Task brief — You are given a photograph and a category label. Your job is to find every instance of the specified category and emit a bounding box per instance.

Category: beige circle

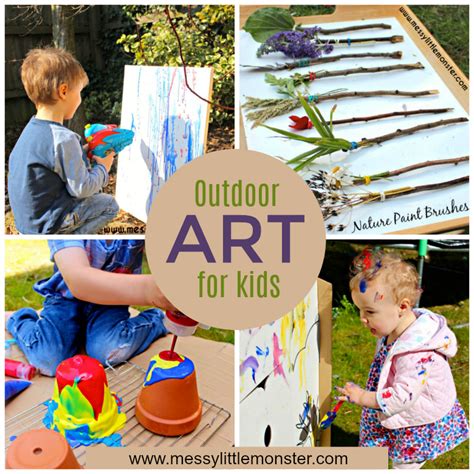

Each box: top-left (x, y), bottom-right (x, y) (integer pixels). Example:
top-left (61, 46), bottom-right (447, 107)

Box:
top-left (146, 149), bottom-right (325, 329)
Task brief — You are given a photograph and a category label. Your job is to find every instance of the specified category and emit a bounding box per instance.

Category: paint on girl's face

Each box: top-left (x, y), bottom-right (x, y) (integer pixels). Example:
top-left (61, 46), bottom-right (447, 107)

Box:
top-left (43, 378), bottom-right (126, 448)
top-left (374, 292), bottom-right (384, 302)
top-left (359, 279), bottom-right (367, 293)
top-left (143, 353), bottom-right (194, 386)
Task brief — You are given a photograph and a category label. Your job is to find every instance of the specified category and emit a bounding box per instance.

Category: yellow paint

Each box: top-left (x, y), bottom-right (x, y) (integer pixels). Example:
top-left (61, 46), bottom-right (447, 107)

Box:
top-left (50, 380), bottom-right (126, 440)
top-left (144, 353), bottom-right (183, 384)
top-left (278, 296), bottom-right (310, 389)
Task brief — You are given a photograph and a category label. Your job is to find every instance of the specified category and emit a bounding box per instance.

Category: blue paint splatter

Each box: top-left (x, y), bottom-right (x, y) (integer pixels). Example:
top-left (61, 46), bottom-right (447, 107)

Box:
top-left (359, 279), bottom-right (367, 293)
top-left (256, 346), bottom-right (269, 357)
top-left (144, 356), bottom-right (195, 386)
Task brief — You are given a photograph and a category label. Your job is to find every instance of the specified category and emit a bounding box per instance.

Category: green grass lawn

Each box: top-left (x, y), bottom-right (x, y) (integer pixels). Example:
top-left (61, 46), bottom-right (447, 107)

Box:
top-left (5, 241), bottom-right (234, 344)
top-left (332, 297), bottom-right (469, 468)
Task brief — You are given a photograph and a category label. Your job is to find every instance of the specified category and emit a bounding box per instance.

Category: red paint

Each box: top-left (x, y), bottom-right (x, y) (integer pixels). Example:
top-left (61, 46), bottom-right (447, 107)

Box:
top-left (362, 249), bottom-right (372, 270)
top-left (333, 400), bottom-right (344, 413)
top-left (382, 391), bottom-right (392, 399)
top-left (159, 350), bottom-right (184, 362)
top-left (86, 125), bottom-right (119, 157)
top-left (308, 71), bottom-right (317, 81)
top-left (5, 359), bottom-right (36, 380)
top-left (170, 334), bottom-right (178, 353)
top-left (56, 355), bottom-right (107, 420)
top-left (165, 311), bottom-right (199, 327)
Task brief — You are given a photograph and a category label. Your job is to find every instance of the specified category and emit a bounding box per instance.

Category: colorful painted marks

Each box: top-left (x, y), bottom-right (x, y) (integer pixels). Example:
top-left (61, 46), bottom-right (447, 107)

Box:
top-left (116, 65), bottom-right (213, 222)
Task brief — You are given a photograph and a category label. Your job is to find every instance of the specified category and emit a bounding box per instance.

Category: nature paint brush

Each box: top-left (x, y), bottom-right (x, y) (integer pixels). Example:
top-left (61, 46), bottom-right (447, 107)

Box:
top-left (261, 97), bottom-right (468, 171)
top-left (311, 176), bottom-right (469, 230)
top-left (242, 51), bottom-right (403, 72)
top-left (266, 63), bottom-right (425, 96)
top-left (243, 7), bottom-right (392, 42)
top-left (319, 400), bottom-right (345, 430)
top-left (257, 34), bottom-right (404, 58)
top-left (243, 89), bottom-right (439, 127)
top-left (289, 107), bottom-right (453, 130)
top-left (307, 156), bottom-right (469, 191)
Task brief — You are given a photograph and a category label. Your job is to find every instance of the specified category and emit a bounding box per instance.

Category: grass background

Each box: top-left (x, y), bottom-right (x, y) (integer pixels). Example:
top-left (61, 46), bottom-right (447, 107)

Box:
top-left (289, 5), bottom-right (469, 78)
top-left (318, 242), bottom-right (469, 469)
top-left (4, 241), bottom-right (234, 344)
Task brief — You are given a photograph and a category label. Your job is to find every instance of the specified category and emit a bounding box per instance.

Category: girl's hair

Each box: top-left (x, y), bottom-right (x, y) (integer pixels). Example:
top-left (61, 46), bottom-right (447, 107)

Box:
top-left (349, 248), bottom-right (421, 306)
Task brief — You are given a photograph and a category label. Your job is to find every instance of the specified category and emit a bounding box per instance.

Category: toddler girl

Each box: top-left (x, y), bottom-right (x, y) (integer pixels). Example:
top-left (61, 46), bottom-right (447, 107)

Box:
top-left (337, 249), bottom-right (469, 469)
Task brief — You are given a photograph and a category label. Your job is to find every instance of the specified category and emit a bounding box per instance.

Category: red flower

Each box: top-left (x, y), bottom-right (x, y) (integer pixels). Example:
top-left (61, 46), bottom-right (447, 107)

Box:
top-left (289, 115), bottom-right (313, 130)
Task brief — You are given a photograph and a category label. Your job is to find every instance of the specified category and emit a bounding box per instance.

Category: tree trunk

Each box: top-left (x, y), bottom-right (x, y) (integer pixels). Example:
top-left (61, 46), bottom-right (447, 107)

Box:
top-left (51, 5), bottom-right (87, 134)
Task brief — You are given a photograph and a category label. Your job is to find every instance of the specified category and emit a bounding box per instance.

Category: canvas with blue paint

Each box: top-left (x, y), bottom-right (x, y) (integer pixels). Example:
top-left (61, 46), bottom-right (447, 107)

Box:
top-left (116, 65), bottom-right (213, 222)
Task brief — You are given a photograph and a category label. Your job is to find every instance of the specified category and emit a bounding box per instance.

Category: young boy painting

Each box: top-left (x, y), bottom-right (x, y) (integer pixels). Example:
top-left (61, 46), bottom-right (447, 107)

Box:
top-left (8, 47), bottom-right (118, 234)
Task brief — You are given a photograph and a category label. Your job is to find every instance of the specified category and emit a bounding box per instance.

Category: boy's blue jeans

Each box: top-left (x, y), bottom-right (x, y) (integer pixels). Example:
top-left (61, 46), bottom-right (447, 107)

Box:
top-left (57, 194), bottom-right (119, 234)
top-left (6, 295), bottom-right (167, 376)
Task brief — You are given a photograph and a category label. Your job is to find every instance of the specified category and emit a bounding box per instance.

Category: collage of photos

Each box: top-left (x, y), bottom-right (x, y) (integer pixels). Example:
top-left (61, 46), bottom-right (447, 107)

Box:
top-left (3, 3), bottom-right (470, 471)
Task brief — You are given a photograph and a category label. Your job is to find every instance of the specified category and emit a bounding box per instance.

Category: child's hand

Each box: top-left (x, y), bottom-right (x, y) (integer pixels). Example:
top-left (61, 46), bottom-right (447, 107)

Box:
top-left (92, 151), bottom-right (115, 173)
top-left (336, 382), bottom-right (365, 405)
top-left (336, 382), bottom-right (379, 409)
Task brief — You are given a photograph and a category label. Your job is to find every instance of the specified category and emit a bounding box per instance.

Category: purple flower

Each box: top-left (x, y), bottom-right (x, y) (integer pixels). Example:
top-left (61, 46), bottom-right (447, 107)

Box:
top-left (256, 28), bottom-right (335, 59)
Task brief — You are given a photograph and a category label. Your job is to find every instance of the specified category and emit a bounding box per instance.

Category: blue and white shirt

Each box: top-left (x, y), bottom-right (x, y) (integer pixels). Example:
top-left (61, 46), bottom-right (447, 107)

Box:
top-left (34, 240), bottom-right (145, 299)
top-left (8, 117), bottom-right (108, 234)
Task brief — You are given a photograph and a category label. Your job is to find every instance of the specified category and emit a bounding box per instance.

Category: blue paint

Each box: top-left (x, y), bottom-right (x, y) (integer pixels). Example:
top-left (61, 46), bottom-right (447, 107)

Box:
top-left (240, 356), bottom-right (259, 383)
top-left (63, 425), bottom-right (123, 448)
top-left (43, 399), bottom-right (123, 447)
top-left (143, 356), bottom-right (195, 386)
top-left (186, 120), bottom-right (193, 164)
top-left (43, 399), bottom-right (58, 429)
top-left (256, 346), bottom-right (269, 357)
top-left (5, 380), bottom-right (31, 401)
top-left (359, 279), bottom-right (367, 293)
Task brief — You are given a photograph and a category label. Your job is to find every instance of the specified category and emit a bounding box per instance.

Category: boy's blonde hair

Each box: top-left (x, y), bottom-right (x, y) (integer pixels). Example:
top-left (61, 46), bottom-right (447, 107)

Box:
top-left (21, 47), bottom-right (88, 106)
top-left (349, 249), bottom-right (420, 306)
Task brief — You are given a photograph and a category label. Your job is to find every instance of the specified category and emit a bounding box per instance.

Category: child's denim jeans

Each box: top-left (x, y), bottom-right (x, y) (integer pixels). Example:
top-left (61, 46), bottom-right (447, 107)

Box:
top-left (7, 295), bottom-right (167, 376)
top-left (57, 194), bottom-right (119, 234)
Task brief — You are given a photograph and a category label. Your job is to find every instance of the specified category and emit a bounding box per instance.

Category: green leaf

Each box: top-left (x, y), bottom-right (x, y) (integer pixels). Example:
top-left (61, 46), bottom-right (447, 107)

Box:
top-left (287, 147), bottom-right (323, 165)
top-left (261, 124), bottom-right (317, 144)
top-left (243, 7), bottom-right (295, 42)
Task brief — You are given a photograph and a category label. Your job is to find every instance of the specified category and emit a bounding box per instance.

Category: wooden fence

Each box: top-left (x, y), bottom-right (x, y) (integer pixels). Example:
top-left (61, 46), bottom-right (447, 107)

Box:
top-left (5, 5), bottom-right (129, 125)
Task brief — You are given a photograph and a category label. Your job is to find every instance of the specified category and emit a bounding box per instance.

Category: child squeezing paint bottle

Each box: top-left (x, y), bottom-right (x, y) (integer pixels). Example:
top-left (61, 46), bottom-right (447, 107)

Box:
top-left (6, 240), bottom-right (178, 376)
top-left (336, 249), bottom-right (469, 469)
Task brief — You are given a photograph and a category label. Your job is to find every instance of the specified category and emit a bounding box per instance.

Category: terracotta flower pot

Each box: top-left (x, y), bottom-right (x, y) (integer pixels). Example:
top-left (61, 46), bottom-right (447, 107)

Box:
top-left (6, 429), bottom-right (81, 469)
top-left (136, 351), bottom-right (202, 436)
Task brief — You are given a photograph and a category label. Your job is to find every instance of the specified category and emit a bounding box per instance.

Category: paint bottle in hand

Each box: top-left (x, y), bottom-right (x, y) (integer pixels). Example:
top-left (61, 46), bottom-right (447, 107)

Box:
top-left (163, 311), bottom-right (200, 336)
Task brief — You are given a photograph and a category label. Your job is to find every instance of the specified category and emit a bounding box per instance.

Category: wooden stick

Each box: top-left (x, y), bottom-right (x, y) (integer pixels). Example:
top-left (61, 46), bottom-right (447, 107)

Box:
top-left (317, 23), bottom-right (392, 35)
top-left (331, 108), bottom-right (452, 125)
top-left (298, 62), bottom-right (424, 81)
top-left (244, 90), bottom-right (440, 126)
top-left (242, 51), bottom-right (403, 72)
top-left (358, 117), bottom-right (469, 147)
top-left (352, 156), bottom-right (469, 185)
top-left (321, 35), bottom-right (404, 45)
top-left (367, 176), bottom-right (469, 201)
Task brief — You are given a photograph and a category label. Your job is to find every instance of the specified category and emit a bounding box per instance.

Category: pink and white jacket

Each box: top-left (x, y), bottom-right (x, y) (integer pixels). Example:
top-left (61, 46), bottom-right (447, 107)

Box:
top-left (376, 308), bottom-right (457, 429)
